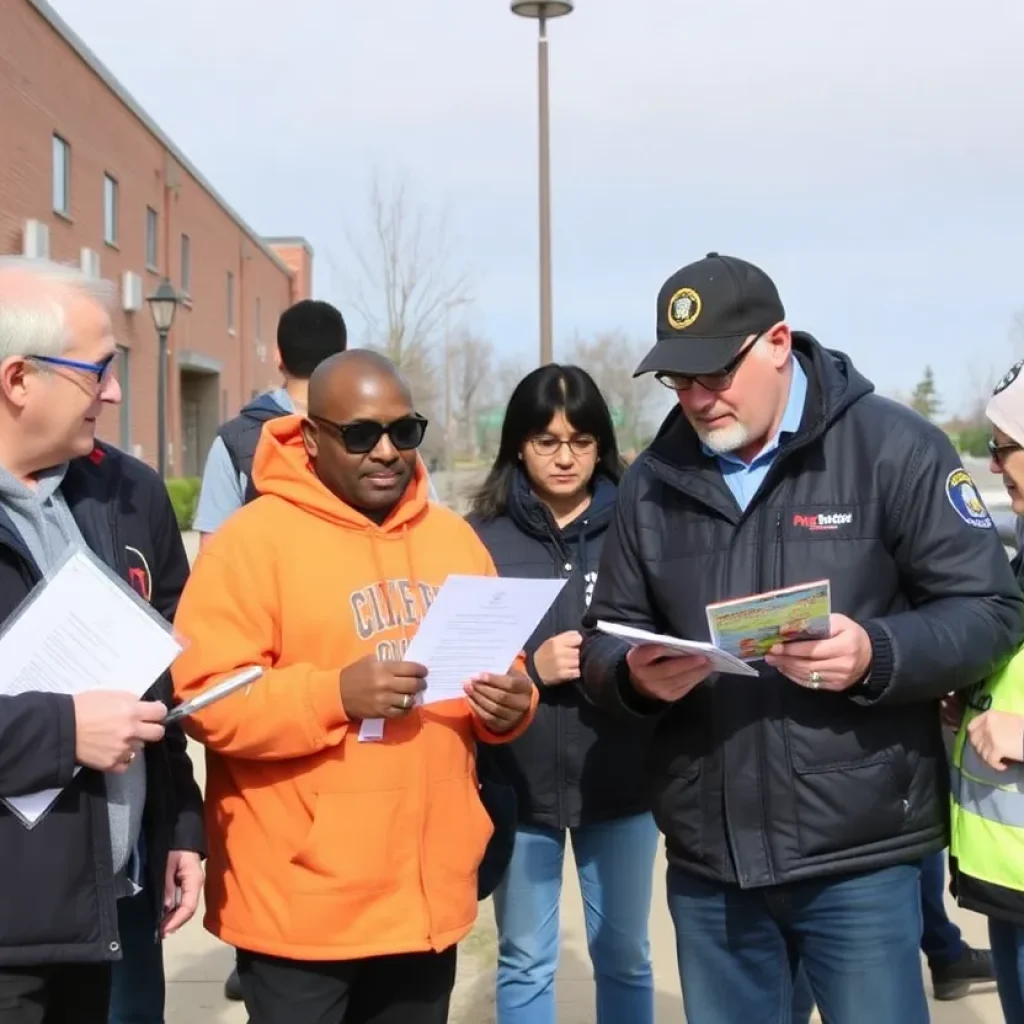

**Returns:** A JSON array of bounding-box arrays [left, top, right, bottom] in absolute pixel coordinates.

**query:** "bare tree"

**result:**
[[343, 173, 471, 365], [495, 357, 530, 408], [446, 329, 494, 460], [327, 173, 473, 455], [564, 331, 666, 452]]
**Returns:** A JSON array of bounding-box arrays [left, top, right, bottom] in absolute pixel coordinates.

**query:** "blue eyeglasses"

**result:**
[[30, 353, 116, 384]]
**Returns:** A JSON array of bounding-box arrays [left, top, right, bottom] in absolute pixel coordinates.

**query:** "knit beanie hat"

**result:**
[[986, 360, 1024, 446]]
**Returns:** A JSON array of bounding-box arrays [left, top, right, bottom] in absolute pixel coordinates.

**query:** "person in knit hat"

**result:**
[[947, 358, 1024, 1022], [989, 360, 1024, 521]]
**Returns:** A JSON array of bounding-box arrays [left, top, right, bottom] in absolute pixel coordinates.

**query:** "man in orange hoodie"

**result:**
[[171, 350, 537, 1024]]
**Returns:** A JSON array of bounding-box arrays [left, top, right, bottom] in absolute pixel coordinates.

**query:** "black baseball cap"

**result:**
[[634, 253, 786, 377]]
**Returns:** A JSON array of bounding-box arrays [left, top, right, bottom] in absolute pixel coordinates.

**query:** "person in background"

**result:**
[[194, 298, 348, 548], [171, 350, 537, 1024], [579, 252, 1023, 1024], [467, 365, 659, 1024], [949, 358, 1024, 1022], [0, 257, 204, 1024], [196, 300, 438, 554]]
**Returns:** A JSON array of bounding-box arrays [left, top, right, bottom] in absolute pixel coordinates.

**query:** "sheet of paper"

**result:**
[[0, 547, 183, 827], [595, 620, 760, 677], [706, 580, 832, 662], [357, 574, 566, 741]]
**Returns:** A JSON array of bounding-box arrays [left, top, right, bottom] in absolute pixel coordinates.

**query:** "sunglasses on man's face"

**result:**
[[311, 414, 428, 454], [988, 438, 1023, 463]]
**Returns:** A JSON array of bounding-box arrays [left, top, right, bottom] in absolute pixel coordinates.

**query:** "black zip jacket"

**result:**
[[0, 444, 205, 966], [468, 472, 655, 829], [580, 335, 1024, 889]]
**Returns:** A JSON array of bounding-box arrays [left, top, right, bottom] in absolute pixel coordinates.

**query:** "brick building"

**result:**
[[0, 0, 313, 477]]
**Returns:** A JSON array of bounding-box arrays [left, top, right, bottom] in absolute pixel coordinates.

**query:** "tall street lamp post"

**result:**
[[146, 277, 180, 479], [510, 0, 573, 367]]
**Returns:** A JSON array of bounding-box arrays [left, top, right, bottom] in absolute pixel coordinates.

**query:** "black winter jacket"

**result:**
[[580, 335, 1024, 889], [468, 472, 655, 829], [0, 444, 205, 965]]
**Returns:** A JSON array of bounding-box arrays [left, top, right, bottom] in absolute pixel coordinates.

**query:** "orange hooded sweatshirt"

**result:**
[[170, 415, 537, 962]]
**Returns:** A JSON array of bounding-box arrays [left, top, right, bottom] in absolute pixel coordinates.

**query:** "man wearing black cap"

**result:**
[[579, 253, 1023, 1023]]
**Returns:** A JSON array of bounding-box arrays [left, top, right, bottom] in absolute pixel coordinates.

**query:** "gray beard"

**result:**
[[696, 420, 751, 455]]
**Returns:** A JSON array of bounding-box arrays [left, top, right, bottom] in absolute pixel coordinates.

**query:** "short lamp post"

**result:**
[[146, 278, 180, 479]]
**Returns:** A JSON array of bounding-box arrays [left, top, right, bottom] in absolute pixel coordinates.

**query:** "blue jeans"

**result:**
[[491, 812, 658, 1024], [990, 918, 1024, 1024], [667, 863, 929, 1024], [109, 892, 165, 1024], [792, 850, 965, 1020], [918, 849, 965, 967]]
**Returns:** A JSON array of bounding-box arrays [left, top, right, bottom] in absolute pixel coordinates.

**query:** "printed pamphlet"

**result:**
[[705, 580, 832, 662]]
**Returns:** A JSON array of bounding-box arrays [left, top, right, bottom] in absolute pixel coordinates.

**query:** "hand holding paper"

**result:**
[[626, 644, 713, 703], [357, 574, 566, 742], [341, 656, 428, 722], [464, 671, 534, 734], [0, 546, 184, 827], [764, 612, 872, 692]]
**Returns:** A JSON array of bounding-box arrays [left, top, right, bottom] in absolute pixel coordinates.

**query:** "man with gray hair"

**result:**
[[0, 258, 204, 1023]]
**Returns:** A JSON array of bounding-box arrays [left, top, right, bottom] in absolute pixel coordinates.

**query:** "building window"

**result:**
[[180, 234, 191, 296], [117, 345, 131, 449], [226, 271, 235, 332], [145, 207, 158, 269], [52, 135, 70, 216], [103, 174, 118, 246]]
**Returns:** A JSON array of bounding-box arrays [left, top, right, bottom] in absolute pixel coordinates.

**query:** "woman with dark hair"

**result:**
[[467, 364, 658, 1024]]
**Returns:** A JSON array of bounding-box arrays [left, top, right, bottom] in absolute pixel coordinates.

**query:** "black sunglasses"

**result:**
[[311, 414, 428, 454], [988, 438, 1023, 463]]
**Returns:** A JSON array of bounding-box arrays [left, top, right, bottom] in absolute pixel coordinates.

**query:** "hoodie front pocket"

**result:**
[[425, 773, 494, 888], [289, 789, 414, 896]]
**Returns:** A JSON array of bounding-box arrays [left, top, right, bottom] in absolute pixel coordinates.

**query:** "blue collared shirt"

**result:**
[[702, 358, 807, 512]]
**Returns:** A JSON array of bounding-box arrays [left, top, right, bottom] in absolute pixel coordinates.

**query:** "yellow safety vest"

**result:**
[[950, 646, 1024, 902]]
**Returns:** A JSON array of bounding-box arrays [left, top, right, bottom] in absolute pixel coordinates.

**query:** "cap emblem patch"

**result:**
[[994, 360, 1024, 395], [667, 288, 701, 330]]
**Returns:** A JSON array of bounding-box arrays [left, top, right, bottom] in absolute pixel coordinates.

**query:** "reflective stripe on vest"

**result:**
[[950, 644, 1024, 893], [951, 763, 1024, 828]]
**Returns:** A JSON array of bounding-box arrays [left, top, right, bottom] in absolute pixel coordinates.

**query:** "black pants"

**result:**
[[0, 964, 111, 1024], [236, 947, 457, 1024]]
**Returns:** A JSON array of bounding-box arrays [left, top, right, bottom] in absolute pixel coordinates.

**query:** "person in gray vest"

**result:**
[[194, 299, 348, 549]]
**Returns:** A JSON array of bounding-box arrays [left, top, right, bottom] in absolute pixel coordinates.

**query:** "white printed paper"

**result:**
[[357, 574, 566, 741], [595, 620, 760, 677], [0, 547, 183, 826]]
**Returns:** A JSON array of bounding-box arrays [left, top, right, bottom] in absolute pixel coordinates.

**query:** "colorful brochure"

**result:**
[[705, 580, 832, 662]]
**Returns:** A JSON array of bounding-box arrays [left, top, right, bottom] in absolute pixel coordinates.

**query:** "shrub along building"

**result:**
[[0, 0, 313, 479]]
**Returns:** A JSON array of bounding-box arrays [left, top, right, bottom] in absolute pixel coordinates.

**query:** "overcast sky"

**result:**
[[50, 0, 1024, 412]]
